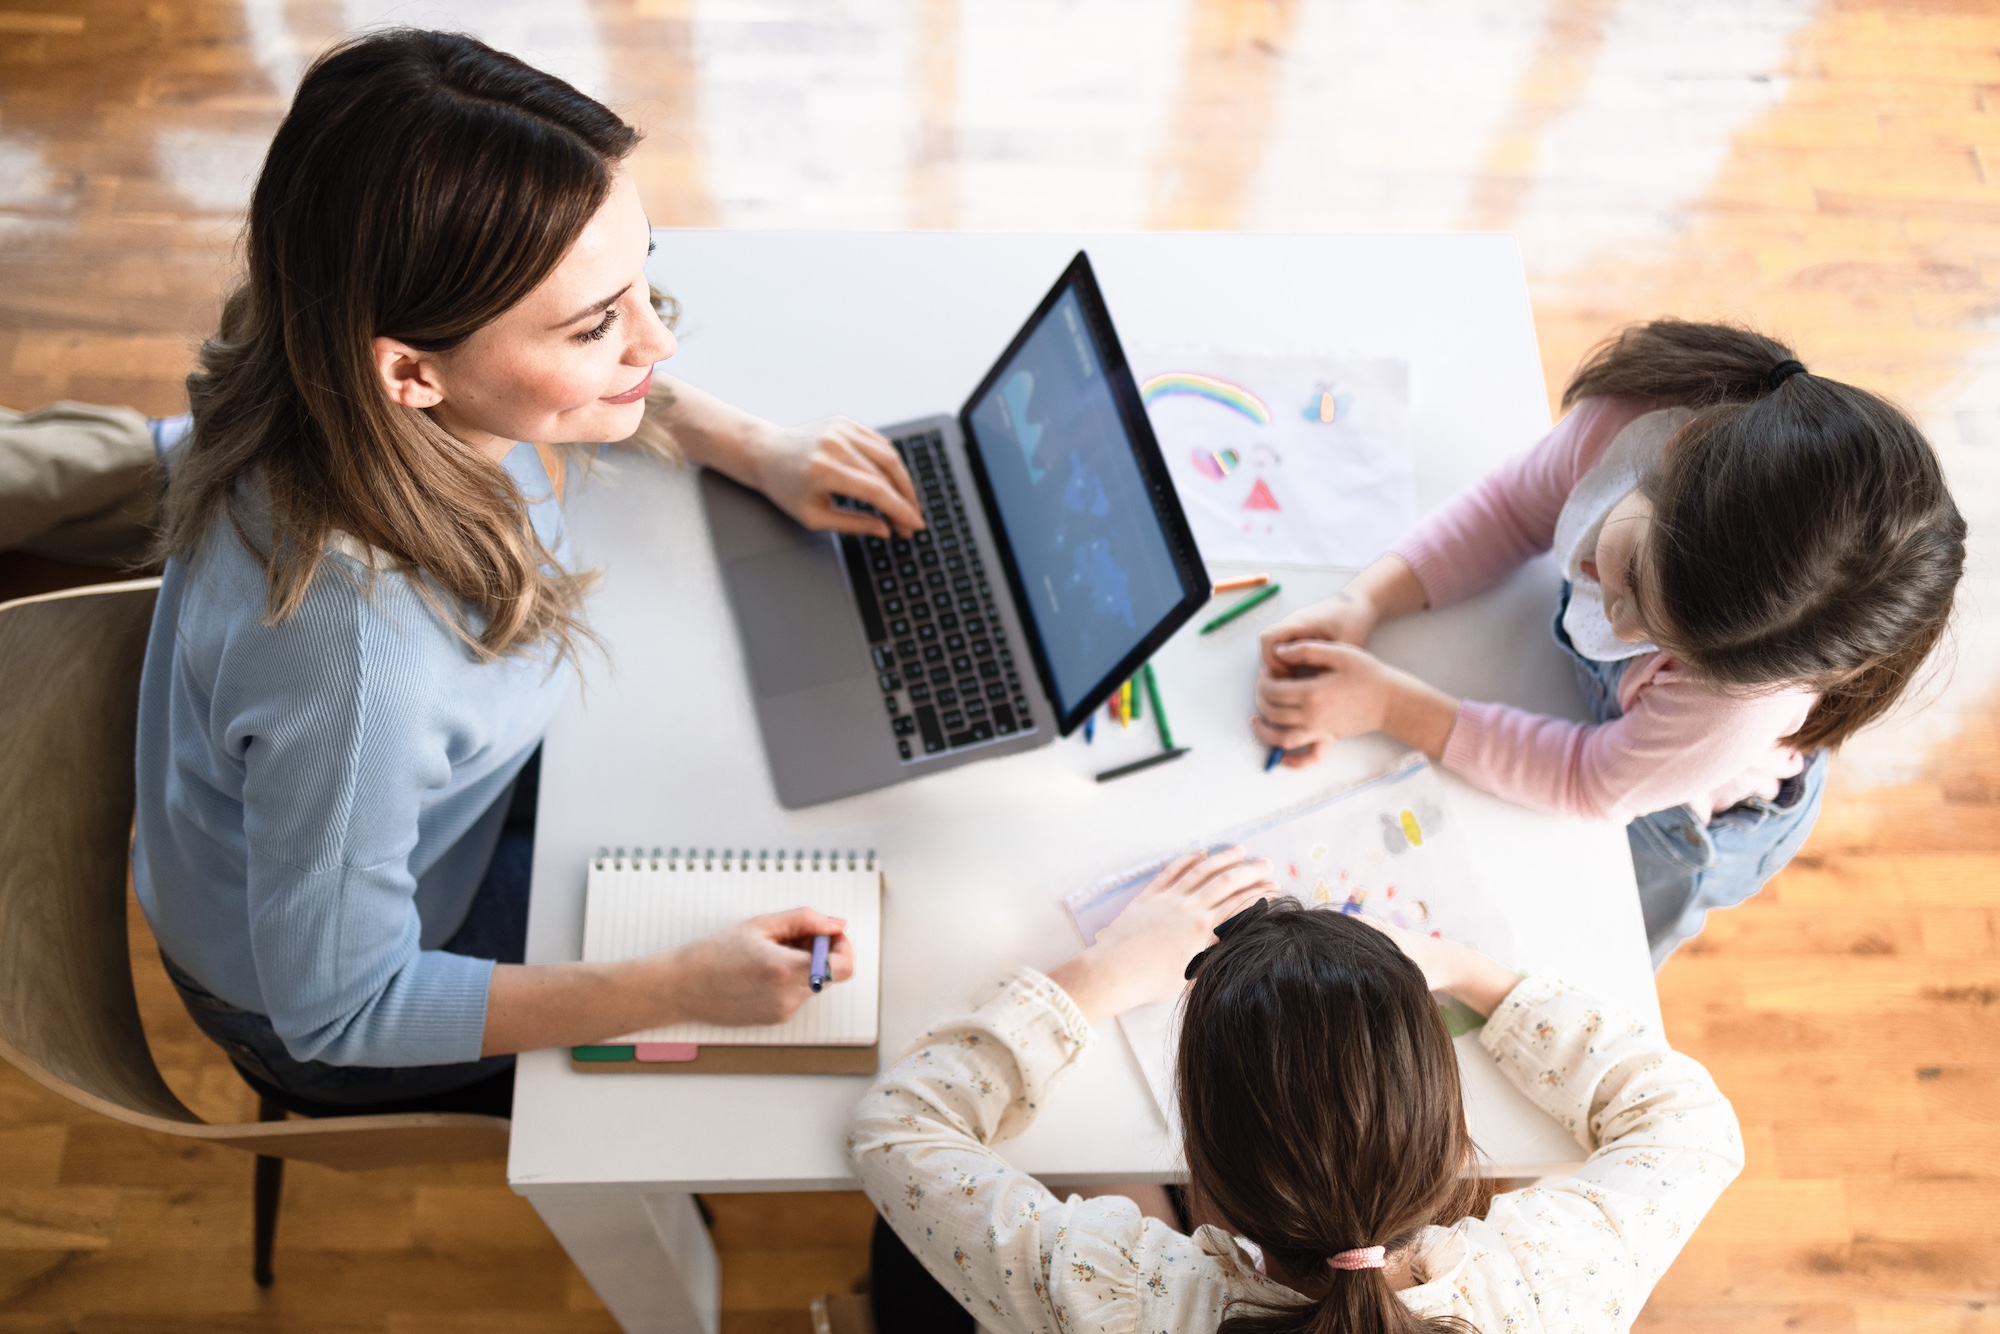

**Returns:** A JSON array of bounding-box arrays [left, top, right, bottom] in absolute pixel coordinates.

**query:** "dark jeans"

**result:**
[[162, 750, 541, 1119], [1552, 588, 1827, 968]]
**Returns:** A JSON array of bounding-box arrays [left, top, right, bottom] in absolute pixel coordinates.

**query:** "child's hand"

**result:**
[[1259, 592, 1379, 667], [1253, 641, 1460, 767], [1352, 917, 1522, 1019], [1048, 849, 1276, 1023], [1256, 556, 1428, 668]]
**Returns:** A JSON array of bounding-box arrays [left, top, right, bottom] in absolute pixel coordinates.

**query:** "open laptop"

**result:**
[[702, 252, 1209, 808]]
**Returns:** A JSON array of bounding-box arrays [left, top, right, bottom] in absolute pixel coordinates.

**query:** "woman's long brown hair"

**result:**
[[1562, 319, 1965, 751], [1179, 903, 1478, 1334], [165, 30, 642, 661]]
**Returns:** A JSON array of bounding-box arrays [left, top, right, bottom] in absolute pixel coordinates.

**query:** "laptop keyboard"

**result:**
[[837, 430, 1036, 762]]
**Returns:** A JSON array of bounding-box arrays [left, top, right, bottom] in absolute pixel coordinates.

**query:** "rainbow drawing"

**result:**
[[1140, 372, 1272, 425], [1190, 447, 1240, 480]]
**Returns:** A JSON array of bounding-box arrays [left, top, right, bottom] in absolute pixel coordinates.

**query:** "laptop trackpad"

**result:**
[[723, 542, 870, 698]]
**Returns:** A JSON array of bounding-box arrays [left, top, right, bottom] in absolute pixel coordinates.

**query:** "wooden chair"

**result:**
[[0, 580, 511, 1286]]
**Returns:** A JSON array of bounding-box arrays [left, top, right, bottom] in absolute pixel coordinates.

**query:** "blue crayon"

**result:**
[[1264, 746, 1286, 772]]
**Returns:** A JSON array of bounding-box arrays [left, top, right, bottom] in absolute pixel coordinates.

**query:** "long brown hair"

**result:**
[[1563, 319, 1964, 750], [1179, 903, 1478, 1334], [165, 30, 642, 661]]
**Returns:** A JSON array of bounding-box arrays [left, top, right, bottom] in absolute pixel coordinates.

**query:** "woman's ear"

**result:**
[[371, 337, 446, 409]]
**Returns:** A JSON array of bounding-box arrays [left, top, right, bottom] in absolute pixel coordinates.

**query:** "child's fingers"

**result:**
[[1250, 714, 1311, 748], [1212, 883, 1274, 926], [1166, 847, 1248, 898], [1281, 742, 1321, 768], [1138, 851, 1214, 903], [1272, 640, 1360, 673], [1188, 857, 1276, 907], [1254, 688, 1310, 723]]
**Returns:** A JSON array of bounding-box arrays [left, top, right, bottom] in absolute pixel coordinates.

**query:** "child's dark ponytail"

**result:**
[[1179, 904, 1477, 1334], [1564, 320, 1965, 751]]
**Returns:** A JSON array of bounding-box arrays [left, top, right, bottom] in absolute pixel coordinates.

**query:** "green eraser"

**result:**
[[573, 1045, 637, 1061], [1437, 998, 1487, 1039]]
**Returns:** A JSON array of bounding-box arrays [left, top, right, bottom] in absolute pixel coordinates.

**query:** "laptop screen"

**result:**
[[960, 253, 1208, 733]]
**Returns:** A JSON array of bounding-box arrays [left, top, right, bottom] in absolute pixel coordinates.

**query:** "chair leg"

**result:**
[[253, 1095, 285, 1287]]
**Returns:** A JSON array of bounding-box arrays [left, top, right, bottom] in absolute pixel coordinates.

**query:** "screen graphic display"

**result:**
[[964, 287, 1187, 718]]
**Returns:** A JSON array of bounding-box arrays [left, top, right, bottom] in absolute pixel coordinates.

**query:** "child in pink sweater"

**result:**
[[1254, 321, 1965, 965]]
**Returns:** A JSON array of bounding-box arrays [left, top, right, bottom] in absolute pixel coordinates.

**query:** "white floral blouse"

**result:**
[[848, 969, 1742, 1333]]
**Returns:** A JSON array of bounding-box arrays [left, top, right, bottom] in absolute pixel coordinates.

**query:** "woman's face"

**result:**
[[1582, 490, 1657, 643], [383, 168, 676, 459]]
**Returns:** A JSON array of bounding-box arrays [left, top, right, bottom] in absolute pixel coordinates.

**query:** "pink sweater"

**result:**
[[1393, 398, 1815, 823]]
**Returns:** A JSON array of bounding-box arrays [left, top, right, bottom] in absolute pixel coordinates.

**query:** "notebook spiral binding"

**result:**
[[591, 847, 879, 873]]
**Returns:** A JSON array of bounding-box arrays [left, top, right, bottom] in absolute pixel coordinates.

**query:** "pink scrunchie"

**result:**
[[1327, 1246, 1386, 1271]]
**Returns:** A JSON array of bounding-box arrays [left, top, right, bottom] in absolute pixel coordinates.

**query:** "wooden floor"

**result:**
[[3, 0, 1998, 1330]]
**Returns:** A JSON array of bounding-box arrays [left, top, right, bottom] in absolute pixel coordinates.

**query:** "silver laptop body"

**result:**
[[702, 414, 1056, 808]]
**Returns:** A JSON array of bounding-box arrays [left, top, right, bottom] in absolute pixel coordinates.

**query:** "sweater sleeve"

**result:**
[[1393, 398, 1646, 609], [1440, 661, 1816, 822], [848, 969, 1230, 1334], [1428, 974, 1742, 1328], [215, 559, 493, 1066]]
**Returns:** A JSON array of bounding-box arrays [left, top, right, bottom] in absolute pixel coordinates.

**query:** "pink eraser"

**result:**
[[634, 1042, 699, 1062]]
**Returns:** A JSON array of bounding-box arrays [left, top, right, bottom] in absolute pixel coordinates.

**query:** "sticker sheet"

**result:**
[[1063, 755, 1516, 1129]]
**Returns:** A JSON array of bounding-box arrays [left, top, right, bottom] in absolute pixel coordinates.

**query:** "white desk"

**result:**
[[509, 232, 1658, 1334]]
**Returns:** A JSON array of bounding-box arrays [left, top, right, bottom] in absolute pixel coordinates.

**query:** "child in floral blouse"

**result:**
[[850, 849, 1742, 1334]]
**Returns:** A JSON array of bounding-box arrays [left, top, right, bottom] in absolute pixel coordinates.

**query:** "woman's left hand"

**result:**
[[753, 416, 926, 539]]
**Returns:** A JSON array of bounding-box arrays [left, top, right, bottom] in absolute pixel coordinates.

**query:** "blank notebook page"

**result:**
[[581, 850, 882, 1046]]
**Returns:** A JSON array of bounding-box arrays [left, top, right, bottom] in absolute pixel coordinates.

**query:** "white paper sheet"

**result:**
[[1134, 352, 1413, 570]]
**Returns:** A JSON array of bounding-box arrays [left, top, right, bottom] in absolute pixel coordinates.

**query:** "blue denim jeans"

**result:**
[[1552, 588, 1827, 969], [161, 751, 539, 1116]]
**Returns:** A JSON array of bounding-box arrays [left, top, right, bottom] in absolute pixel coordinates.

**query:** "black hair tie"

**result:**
[[1766, 359, 1808, 390]]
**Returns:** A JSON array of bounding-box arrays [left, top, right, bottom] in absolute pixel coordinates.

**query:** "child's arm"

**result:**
[[1254, 646, 1814, 822], [1459, 975, 1743, 1325], [1439, 665, 1816, 821], [1392, 397, 1645, 610]]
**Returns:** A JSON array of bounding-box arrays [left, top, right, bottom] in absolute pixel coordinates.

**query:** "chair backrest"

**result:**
[[0, 580, 191, 1121], [0, 580, 507, 1170]]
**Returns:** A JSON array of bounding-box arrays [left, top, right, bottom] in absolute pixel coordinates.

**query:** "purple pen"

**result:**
[[808, 934, 832, 992]]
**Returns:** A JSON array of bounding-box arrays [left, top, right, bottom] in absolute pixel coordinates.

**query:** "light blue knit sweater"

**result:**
[[133, 444, 572, 1067]]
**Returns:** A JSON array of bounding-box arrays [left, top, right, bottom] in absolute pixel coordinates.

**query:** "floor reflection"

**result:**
[[0, 0, 1992, 780]]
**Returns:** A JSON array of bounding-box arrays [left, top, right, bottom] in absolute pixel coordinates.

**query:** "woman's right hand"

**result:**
[[659, 908, 855, 1027]]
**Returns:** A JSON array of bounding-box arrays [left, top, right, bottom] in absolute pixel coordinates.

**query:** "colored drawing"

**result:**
[[1400, 809, 1423, 846], [1243, 478, 1281, 511], [1140, 372, 1273, 426], [1190, 447, 1240, 480], [1302, 384, 1355, 424]]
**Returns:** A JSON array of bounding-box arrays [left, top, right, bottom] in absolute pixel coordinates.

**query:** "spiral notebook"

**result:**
[[570, 848, 883, 1075]]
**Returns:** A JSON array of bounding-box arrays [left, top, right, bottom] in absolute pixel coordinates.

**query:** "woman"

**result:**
[[133, 30, 917, 1113], [851, 852, 1742, 1333]]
